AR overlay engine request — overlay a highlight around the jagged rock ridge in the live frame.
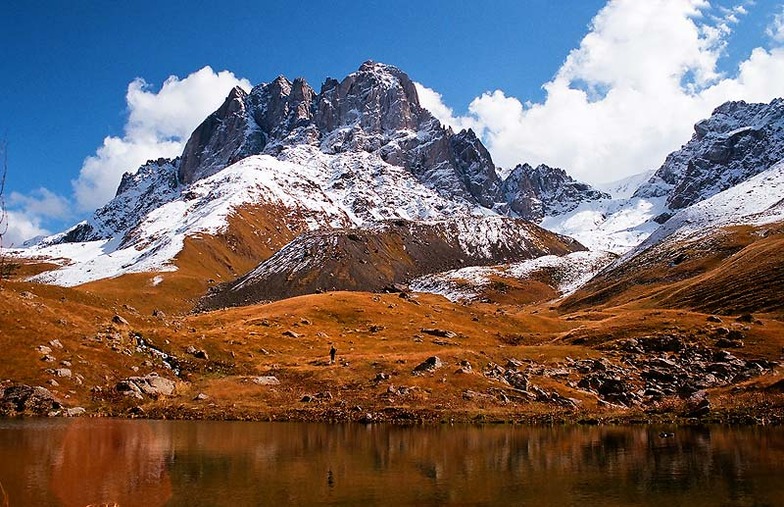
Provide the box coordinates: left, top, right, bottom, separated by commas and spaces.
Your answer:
502, 163, 610, 222
634, 98, 784, 222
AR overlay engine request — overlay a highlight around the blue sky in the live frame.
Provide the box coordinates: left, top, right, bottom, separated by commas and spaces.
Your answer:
2, 0, 784, 244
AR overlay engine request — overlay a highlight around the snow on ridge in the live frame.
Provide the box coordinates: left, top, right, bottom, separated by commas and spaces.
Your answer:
605, 159, 784, 273
11, 146, 483, 287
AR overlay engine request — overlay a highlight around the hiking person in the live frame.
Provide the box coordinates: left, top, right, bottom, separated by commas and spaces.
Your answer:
329, 344, 337, 364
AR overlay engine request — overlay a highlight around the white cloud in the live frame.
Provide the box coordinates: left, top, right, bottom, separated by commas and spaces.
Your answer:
72, 66, 251, 211
9, 188, 72, 220
767, 6, 784, 43
414, 83, 481, 133
420, 0, 784, 185
2, 210, 49, 247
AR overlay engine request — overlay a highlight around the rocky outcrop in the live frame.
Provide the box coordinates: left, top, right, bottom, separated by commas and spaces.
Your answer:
634, 98, 784, 217
502, 163, 610, 221
115, 373, 176, 400
0, 384, 62, 416
179, 86, 262, 184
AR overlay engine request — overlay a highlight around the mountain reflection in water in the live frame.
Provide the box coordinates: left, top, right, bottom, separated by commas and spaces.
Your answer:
0, 420, 781, 506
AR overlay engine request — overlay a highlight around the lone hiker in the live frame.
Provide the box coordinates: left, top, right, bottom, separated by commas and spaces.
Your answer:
329, 344, 337, 364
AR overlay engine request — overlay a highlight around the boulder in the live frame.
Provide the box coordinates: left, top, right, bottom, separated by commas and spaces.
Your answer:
115, 373, 176, 399
412, 356, 443, 375
252, 376, 280, 386
0, 384, 62, 416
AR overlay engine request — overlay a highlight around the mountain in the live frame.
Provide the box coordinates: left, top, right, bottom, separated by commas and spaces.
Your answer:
563, 158, 784, 313
501, 163, 609, 222
542, 98, 784, 254
197, 216, 582, 310
14, 62, 589, 301
634, 98, 784, 222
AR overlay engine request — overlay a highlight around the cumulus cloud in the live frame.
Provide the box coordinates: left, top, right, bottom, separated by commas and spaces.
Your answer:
414, 83, 481, 133
2, 211, 49, 247
73, 66, 252, 211
421, 0, 784, 185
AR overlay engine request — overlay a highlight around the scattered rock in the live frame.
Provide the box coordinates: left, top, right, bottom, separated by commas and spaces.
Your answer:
373, 372, 390, 382
300, 395, 314, 403
112, 314, 130, 326
152, 309, 166, 318
64, 407, 86, 417
252, 376, 280, 386
41, 355, 56, 363
283, 330, 301, 338
194, 350, 209, 360
193, 393, 209, 401
707, 315, 722, 323
53, 368, 72, 378
736, 313, 754, 323
462, 389, 494, 401
19, 291, 35, 299
455, 360, 472, 374
421, 328, 457, 339
685, 390, 711, 417
715, 338, 744, 348
37, 345, 52, 355
413, 356, 443, 375
369, 325, 386, 333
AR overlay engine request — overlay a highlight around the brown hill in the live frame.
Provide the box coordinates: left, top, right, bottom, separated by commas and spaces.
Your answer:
196, 217, 584, 311
562, 221, 784, 316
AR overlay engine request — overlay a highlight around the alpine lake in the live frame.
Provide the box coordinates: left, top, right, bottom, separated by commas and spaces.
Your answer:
0, 418, 782, 506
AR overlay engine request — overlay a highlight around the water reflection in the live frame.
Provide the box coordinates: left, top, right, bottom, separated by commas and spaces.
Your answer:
51, 419, 171, 506
0, 420, 781, 506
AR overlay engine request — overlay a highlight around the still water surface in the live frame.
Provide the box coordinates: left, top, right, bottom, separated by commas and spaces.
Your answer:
0, 419, 782, 506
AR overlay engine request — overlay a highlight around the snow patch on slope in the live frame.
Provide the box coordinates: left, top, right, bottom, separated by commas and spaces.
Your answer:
410, 251, 614, 302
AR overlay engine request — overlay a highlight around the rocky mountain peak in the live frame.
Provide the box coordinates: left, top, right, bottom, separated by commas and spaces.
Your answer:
502, 163, 610, 221
634, 98, 784, 217
178, 84, 254, 184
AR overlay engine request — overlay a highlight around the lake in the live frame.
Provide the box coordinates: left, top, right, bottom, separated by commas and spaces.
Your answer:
0, 419, 781, 506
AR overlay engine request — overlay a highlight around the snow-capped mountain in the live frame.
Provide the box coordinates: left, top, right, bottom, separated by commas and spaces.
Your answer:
502, 163, 609, 222
14, 62, 594, 291
634, 98, 784, 221
14, 60, 783, 308
563, 160, 784, 313
542, 98, 784, 254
